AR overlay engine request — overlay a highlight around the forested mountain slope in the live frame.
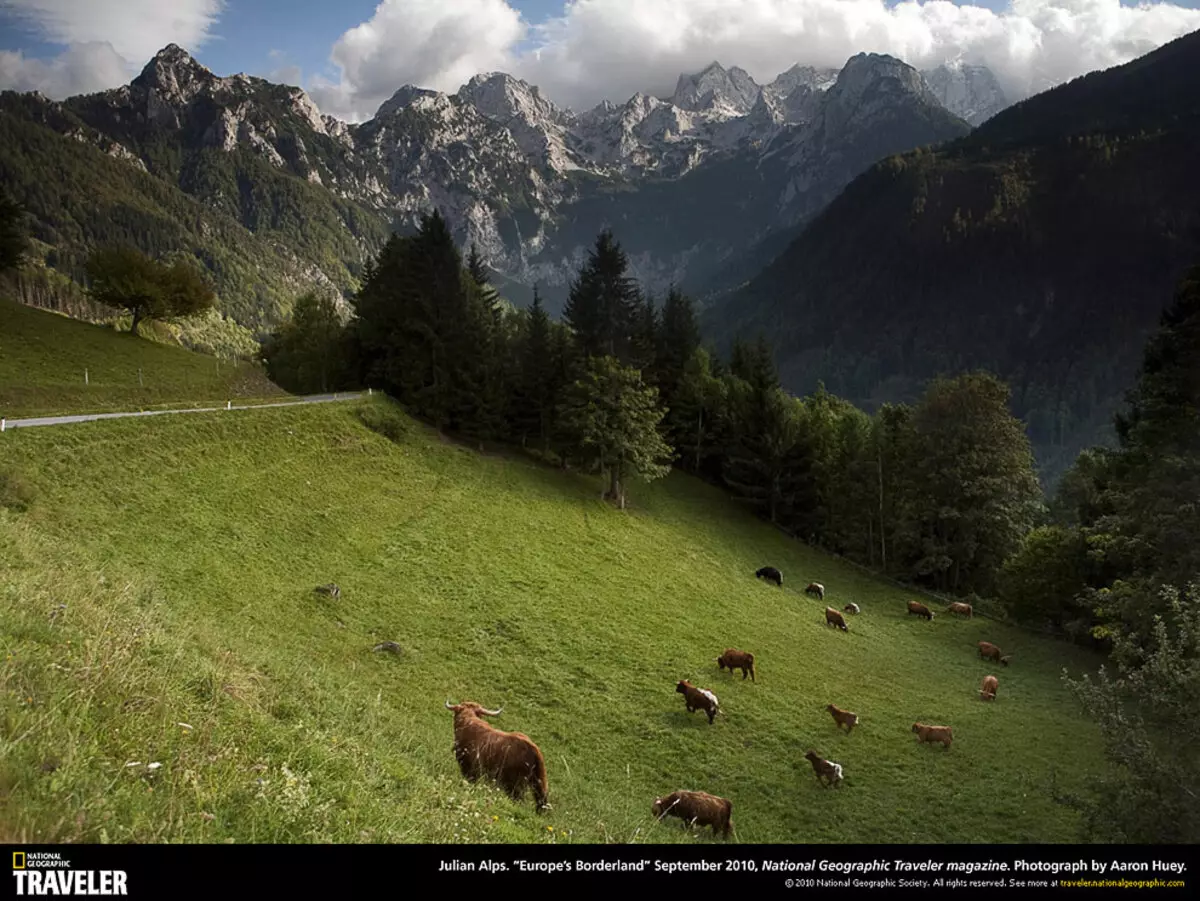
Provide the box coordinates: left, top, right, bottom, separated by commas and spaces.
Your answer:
705, 29, 1200, 483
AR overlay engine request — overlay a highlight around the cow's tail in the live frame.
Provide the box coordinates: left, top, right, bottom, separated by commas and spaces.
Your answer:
531, 746, 550, 812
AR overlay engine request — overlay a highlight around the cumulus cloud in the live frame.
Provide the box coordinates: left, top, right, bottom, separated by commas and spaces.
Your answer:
308, 0, 525, 121
0, 41, 129, 96
0, 0, 224, 97
312, 0, 1200, 120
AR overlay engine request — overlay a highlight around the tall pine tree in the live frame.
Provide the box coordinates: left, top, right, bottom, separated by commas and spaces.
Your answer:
563, 230, 640, 362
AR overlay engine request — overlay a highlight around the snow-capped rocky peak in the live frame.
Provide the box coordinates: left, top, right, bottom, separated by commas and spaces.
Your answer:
764, 64, 840, 100
671, 62, 761, 115
456, 72, 581, 173
922, 61, 1009, 126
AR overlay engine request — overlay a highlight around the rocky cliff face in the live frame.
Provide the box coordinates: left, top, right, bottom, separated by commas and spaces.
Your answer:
6, 43, 996, 315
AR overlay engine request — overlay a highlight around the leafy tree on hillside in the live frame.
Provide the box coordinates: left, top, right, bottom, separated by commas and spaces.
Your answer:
999, 525, 1094, 636
85, 245, 215, 336
0, 187, 29, 272
1063, 582, 1200, 843
557, 355, 673, 508
562, 230, 640, 362
901, 372, 1043, 594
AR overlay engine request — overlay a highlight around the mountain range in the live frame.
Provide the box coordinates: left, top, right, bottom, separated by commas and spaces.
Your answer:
0, 43, 1005, 326
704, 28, 1200, 483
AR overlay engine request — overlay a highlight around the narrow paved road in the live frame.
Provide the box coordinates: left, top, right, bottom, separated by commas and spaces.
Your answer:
1, 392, 366, 431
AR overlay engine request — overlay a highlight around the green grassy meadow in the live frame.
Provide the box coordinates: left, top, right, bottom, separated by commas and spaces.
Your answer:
0, 299, 284, 419
0, 392, 1110, 844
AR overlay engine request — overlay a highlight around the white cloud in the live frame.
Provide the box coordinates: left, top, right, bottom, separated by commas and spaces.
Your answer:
0, 41, 129, 96
313, 0, 1200, 120
308, 0, 526, 120
0, 0, 224, 98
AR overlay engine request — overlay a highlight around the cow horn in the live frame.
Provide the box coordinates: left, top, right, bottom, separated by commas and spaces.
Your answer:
481, 705, 503, 716
445, 700, 457, 710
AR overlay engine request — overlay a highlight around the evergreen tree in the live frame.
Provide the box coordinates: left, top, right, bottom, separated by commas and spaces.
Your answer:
466, 242, 501, 315
1077, 265, 1200, 649
655, 286, 701, 399
665, 347, 723, 474
514, 286, 558, 450
631, 291, 659, 378
557, 355, 673, 508
0, 187, 28, 272
562, 230, 640, 362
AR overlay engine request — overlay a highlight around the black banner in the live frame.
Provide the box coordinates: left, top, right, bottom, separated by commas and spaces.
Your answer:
3, 843, 1194, 897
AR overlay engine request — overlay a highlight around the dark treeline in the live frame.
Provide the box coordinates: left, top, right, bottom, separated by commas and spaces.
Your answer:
264, 210, 1044, 596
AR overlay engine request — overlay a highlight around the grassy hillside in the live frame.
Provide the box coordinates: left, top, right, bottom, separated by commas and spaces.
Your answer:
0, 396, 1109, 843
0, 299, 285, 418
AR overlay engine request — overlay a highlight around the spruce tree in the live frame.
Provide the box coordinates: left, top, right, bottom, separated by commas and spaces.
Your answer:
655, 286, 701, 409
563, 230, 640, 362
0, 188, 28, 272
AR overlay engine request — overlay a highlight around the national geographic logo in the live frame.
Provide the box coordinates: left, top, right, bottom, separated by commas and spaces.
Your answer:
12, 851, 128, 896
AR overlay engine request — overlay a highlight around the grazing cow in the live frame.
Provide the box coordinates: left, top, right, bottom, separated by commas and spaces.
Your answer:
717, 649, 756, 681
444, 701, 548, 811
804, 750, 844, 788
977, 641, 1012, 666
826, 703, 859, 733
947, 601, 973, 618
824, 607, 848, 632
676, 680, 720, 724
314, 583, 341, 601
843, 603, 860, 615
912, 723, 953, 750
805, 582, 825, 600
756, 566, 784, 587
907, 600, 935, 621
979, 674, 999, 701
652, 791, 734, 838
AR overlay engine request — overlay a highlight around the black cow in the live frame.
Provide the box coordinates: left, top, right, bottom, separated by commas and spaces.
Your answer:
755, 566, 783, 587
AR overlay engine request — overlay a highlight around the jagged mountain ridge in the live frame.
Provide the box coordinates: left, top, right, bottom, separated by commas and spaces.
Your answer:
1, 44, 992, 319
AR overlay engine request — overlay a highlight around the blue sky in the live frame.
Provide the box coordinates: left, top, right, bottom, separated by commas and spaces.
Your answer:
2, 0, 1199, 120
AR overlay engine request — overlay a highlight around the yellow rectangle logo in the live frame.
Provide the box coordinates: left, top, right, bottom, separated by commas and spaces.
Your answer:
13, 851, 25, 870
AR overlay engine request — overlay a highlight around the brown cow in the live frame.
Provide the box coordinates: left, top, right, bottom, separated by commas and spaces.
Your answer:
804, 750, 844, 788
805, 582, 825, 600
445, 701, 548, 810
843, 603, 860, 615
947, 601, 973, 617
717, 649, 756, 681
824, 607, 848, 632
912, 722, 953, 749
978, 641, 1012, 666
979, 675, 999, 701
826, 703, 859, 732
676, 680, 721, 724
907, 600, 935, 621
652, 791, 734, 837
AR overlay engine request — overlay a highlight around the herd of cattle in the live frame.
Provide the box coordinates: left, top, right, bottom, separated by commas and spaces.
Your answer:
435, 564, 1014, 840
